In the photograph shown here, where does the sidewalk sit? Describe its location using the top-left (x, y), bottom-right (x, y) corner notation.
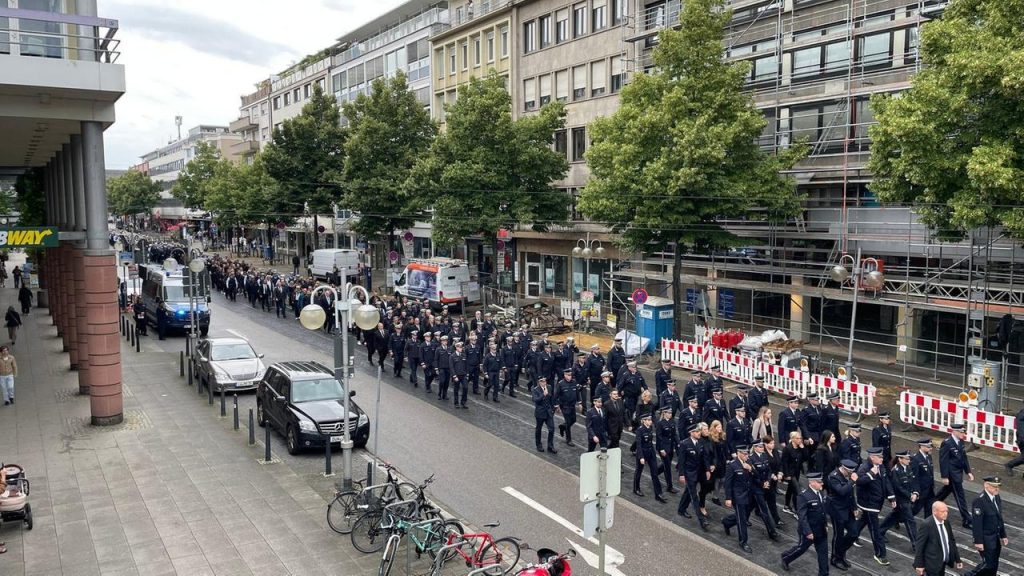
top-left (0, 288), bottom-right (378, 575)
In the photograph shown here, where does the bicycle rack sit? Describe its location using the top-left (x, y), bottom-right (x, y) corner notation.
top-left (466, 565), bottom-right (505, 576)
top-left (429, 538), bottom-right (471, 576)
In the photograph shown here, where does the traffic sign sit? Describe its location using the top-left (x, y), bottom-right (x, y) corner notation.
top-left (631, 288), bottom-right (648, 305)
top-left (583, 498), bottom-right (615, 538)
top-left (580, 448), bottom-right (621, 502)
top-left (388, 250), bottom-right (399, 264)
top-left (118, 251), bottom-right (134, 265)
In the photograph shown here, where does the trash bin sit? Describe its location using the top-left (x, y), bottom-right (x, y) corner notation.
top-left (636, 295), bottom-right (674, 353)
top-left (36, 289), bottom-right (48, 309)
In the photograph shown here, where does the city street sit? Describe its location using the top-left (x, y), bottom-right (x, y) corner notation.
top-left (191, 290), bottom-right (1024, 576)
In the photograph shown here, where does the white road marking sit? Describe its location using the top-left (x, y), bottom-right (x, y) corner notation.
top-left (502, 486), bottom-right (625, 566)
top-left (567, 537), bottom-right (628, 576)
top-left (226, 328), bottom-right (248, 339)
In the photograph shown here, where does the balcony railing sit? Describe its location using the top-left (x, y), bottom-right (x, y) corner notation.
top-left (230, 140), bottom-right (259, 156)
top-left (0, 7), bottom-right (120, 63)
top-left (451, 0), bottom-right (514, 26)
top-left (229, 116), bottom-right (258, 133)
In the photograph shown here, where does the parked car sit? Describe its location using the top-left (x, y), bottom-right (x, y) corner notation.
top-left (256, 361), bottom-right (370, 454)
top-left (193, 337), bottom-right (266, 392)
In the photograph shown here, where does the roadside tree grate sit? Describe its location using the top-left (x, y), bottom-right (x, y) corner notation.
top-left (64, 410), bottom-right (152, 436)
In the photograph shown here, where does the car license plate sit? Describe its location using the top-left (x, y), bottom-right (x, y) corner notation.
top-left (330, 435), bottom-right (343, 443)
top-left (235, 381), bottom-right (249, 388)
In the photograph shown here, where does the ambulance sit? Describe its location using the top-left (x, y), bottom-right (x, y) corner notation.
top-left (393, 258), bottom-right (480, 310)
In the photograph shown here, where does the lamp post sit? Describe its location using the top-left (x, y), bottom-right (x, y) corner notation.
top-left (299, 283), bottom-right (379, 489)
top-left (829, 246), bottom-right (884, 379)
top-left (572, 233), bottom-right (605, 332)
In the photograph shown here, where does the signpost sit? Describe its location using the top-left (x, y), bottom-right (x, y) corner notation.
top-left (580, 447), bottom-right (621, 575)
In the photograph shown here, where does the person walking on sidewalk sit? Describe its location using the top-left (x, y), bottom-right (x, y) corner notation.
top-left (1005, 407), bottom-right (1024, 477)
top-left (17, 284), bottom-right (32, 314)
top-left (0, 346), bottom-right (17, 405)
top-left (936, 423), bottom-right (974, 529)
top-left (11, 266), bottom-right (21, 289)
top-left (4, 306), bottom-right (21, 345)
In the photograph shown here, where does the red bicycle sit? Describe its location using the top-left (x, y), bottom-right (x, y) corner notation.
top-left (441, 521), bottom-right (522, 575)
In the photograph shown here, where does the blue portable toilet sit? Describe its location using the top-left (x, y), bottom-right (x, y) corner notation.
top-left (636, 295), bottom-right (674, 353)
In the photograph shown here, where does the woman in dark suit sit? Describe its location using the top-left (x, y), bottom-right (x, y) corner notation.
top-left (811, 429), bottom-right (839, 477)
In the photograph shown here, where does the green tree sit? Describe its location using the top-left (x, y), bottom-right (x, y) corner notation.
top-left (578, 0), bottom-right (805, 335)
top-left (262, 85), bottom-right (346, 243)
top-left (205, 156), bottom-right (280, 229)
top-left (172, 141), bottom-right (223, 208)
top-left (12, 168), bottom-right (43, 226)
top-left (868, 0), bottom-right (1024, 241)
top-left (342, 72), bottom-right (436, 251)
top-left (409, 71), bottom-right (569, 248)
top-left (107, 170), bottom-right (161, 217)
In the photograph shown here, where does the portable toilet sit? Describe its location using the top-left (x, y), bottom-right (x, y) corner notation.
top-left (636, 295), bottom-right (674, 353)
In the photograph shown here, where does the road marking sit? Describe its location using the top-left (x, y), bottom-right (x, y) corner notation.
top-left (501, 486), bottom-right (624, 566)
top-left (226, 328), bottom-right (248, 339)
top-left (567, 537), bottom-right (628, 576)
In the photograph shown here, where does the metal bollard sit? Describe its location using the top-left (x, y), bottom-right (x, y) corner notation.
top-left (121, 315), bottom-right (125, 336)
top-left (219, 388), bottom-right (226, 417)
top-left (264, 425), bottom-right (272, 462)
top-left (129, 326), bottom-right (135, 348)
top-left (366, 461), bottom-right (374, 486)
top-left (208, 378), bottom-right (214, 405)
top-left (180, 351), bottom-right (185, 377)
top-left (233, 395), bottom-right (239, 430)
top-left (185, 336), bottom-right (191, 357)
top-left (324, 437), bottom-right (332, 476)
top-left (248, 409), bottom-right (255, 445)
top-left (188, 358), bottom-right (194, 386)
top-left (135, 327), bottom-right (140, 353)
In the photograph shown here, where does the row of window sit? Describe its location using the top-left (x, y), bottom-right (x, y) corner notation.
top-left (522, 0), bottom-right (627, 54)
top-left (522, 57), bottom-right (624, 111)
top-left (758, 98), bottom-right (876, 153)
top-left (522, 251), bottom-right (614, 299)
top-left (272, 77), bottom-right (327, 110)
top-left (553, 126), bottom-right (588, 163)
top-left (439, 26), bottom-right (510, 78)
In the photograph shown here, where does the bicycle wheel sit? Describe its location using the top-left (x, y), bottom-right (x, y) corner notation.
top-left (432, 519), bottom-right (466, 561)
top-left (396, 482), bottom-right (417, 501)
top-left (327, 490), bottom-right (360, 535)
top-left (378, 534), bottom-right (400, 576)
top-left (351, 510), bottom-right (387, 554)
top-left (478, 537), bottom-right (521, 575)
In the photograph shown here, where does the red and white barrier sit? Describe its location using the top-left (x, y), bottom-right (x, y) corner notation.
top-left (661, 339), bottom-right (709, 372)
top-left (760, 362), bottom-right (809, 400)
top-left (811, 374), bottom-right (876, 417)
top-left (897, 391), bottom-right (1019, 454)
top-left (968, 408), bottom-right (1020, 453)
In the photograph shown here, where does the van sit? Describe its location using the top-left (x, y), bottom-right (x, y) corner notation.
top-left (308, 249), bottom-right (360, 281)
top-left (139, 264), bottom-right (211, 336)
top-left (393, 258), bottom-right (479, 309)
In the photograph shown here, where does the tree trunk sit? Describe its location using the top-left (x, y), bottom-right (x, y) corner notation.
top-left (673, 241), bottom-right (683, 338)
top-left (313, 214), bottom-right (319, 250)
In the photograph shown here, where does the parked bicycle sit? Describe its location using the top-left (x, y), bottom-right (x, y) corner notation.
top-left (438, 521), bottom-right (521, 575)
top-left (351, 474), bottom-right (445, 554)
top-left (377, 511), bottom-right (463, 576)
top-left (328, 462), bottom-right (415, 535)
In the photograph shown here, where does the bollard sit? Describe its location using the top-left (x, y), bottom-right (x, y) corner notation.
top-left (219, 387), bottom-right (226, 417)
top-left (185, 336), bottom-right (191, 357)
top-left (233, 395), bottom-right (239, 430)
top-left (180, 351), bottom-right (185, 377)
top-left (135, 327), bottom-right (141, 353)
top-left (188, 358), bottom-right (194, 387)
top-left (129, 326), bottom-right (135, 348)
top-left (208, 378), bottom-right (214, 405)
top-left (249, 409), bottom-right (255, 445)
top-left (264, 424), bottom-right (272, 462)
top-left (324, 437), bottom-right (333, 476)
top-left (366, 461), bottom-right (374, 486)
top-left (121, 315), bottom-right (125, 336)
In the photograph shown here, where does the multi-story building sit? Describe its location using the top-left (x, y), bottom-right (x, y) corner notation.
top-left (269, 55), bottom-right (332, 130)
top-left (229, 80), bottom-right (272, 162)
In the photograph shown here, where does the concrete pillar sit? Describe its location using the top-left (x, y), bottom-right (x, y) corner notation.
top-left (72, 135), bottom-right (86, 233)
top-left (789, 275), bottom-right (812, 341)
top-left (63, 144), bottom-right (75, 231)
top-left (62, 144), bottom-right (80, 370)
top-left (896, 306), bottom-right (919, 364)
top-left (74, 247), bottom-right (90, 392)
top-left (82, 121), bottom-right (122, 426)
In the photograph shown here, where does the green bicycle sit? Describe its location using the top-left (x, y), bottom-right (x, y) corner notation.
top-left (377, 514), bottom-right (464, 576)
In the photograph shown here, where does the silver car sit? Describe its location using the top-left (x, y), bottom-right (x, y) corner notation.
top-left (193, 337), bottom-right (266, 392)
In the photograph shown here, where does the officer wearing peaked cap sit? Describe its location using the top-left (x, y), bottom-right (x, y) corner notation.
top-left (655, 407), bottom-right (679, 493)
top-left (555, 368), bottom-right (580, 446)
top-left (658, 380), bottom-right (681, 420)
top-left (965, 476), bottom-right (1008, 576)
top-left (778, 396), bottom-right (802, 445)
top-left (781, 472), bottom-right (830, 576)
top-left (838, 423), bottom-right (863, 468)
top-left (880, 450), bottom-right (919, 548)
top-left (849, 447), bottom-right (896, 566)
top-left (677, 422), bottom-right (709, 531)
top-left (827, 459), bottom-right (857, 571)
top-left (722, 445), bottom-right (755, 553)
top-left (633, 412), bottom-right (665, 502)
top-left (912, 438), bottom-right (937, 517)
top-left (873, 411), bottom-right (893, 467)
top-left (655, 358), bottom-right (673, 396)
top-left (822, 390), bottom-right (841, 439)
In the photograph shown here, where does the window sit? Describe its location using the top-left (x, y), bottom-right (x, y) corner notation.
top-left (788, 102), bottom-right (847, 152)
top-left (260, 103), bottom-right (267, 116)
top-left (555, 69), bottom-right (569, 102)
top-left (501, 26), bottom-right (509, 56)
top-left (572, 65), bottom-right (587, 99)
top-left (487, 31), bottom-right (495, 62)
top-left (852, 97), bottom-right (875, 151)
top-left (332, 72), bottom-right (344, 94)
top-left (792, 47), bottom-right (819, 78)
top-left (292, 88), bottom-right (300, 103)
top-left (461, 42), bottom-right (468, 69)
top-left (573, 3), bottom-right (587, 37)
top-left (571, 127), bottom-right (586, 161)
top-left (593, 0), bottom-right (607, 31)
top-left (261, 127), bottom-right (269, 141)
top-left (792, 39), bottom-right (852, 79)
top-left (825, 41), bottom-right (850, 72)
top-left (554, 129), bottom-right (568, 158)
top-left (543, 255), bottom-right (568, 296)
top-left (474, 37), bottom-right (481, 66)
top-left (540, 15), bottom-right (552, 48)
top-left (524, 78), bottom-right (537, 110)
top-left (450, 48), bottom-right (456, 75)
top-left (905, 27), bottom-right (919, 64)
top-left (524, 21), bottom-right (537, 53)
top-left (304, 83), bottom-right (311, 98)
top-left (273, 96), bottom-right (281, 110)
top-left (283, 92), bottom-right (290, 106)
top-left (556, 9), bottom-right (569, 43)
top-left (590, 60), bottom-right (607, 96)
top-left (610, 57), bottom-right (624, 92)
top-left (612, 0), bottom-right (627, 25)
top-left (753, 55), bottom-right (778, 81)
top-left (859, 32), bottom-right (891, 67)
top-left (317, 78), bottom-right (325, 92)
top-left (539, 75), bottom-right (552, 106)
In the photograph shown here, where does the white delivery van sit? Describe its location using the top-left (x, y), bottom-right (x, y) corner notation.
top-left (394, 258), bottom-right (480, 309)
top-left (308, 249), bottom-right (360, 281)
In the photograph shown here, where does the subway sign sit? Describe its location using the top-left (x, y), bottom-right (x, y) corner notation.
top-left (0, 227), bottom-right (59, 248)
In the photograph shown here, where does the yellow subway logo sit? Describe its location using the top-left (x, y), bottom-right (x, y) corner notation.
top-left (0, 228), bottom-right (59, 248)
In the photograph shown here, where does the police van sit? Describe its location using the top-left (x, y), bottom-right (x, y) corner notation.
top-left (393, 258), bottom-right (479, 310)
top-left (139, 264), bottom-right (211, 336)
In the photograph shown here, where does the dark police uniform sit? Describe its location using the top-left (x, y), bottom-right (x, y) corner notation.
top-left (419, 337), bottom-right (436, 392)
top-left (607, 344), bottom-right (626, 379)
top-left (749, 447), bottom-right (780, 540)
top-left (851, 455), bottom-right (895, 562)
top-left (748, 380), bottom-right (769, 416)
top-left (827, 465), bottom-right (857, 568)
top-left (389, 330), bottom-right (406, 378)
top-left (821, 396), bottom-right (841, 439)
top-left (449, 346), bottom-right (468, 407)
top-left (654, 363), bottom-right (673, 396)
top-left (436, 343), bottom-right (453, 400)
top-left (801, 399), bottom-right (825, 446)
top-left (838, 430), bottom-right (863, 467)
top-left (483, 349), bottom-right (503, 401)
top-left (778, 404), bottom-right (801, 444)
top-left (532, 382), bottom-right (557, 452)
top-left (554, 374), bottom-right (580, 445)
top-left (617, 369), bottom-right (646, 425)
top-left (781, 477), bottom-right (830, 576)
top-left (702, 396), bottom-right (728, 426)
top-left (465, 339), bottom-right (482, 394)
top-left (633, 417), bottom-right (663, 500)
top-left (585, 351), bottom-right (606, 398)
top-left (501, 342), bottom-right (520, 396)
top-left (879, 456), bottom-right (919, 546)
top-left (912, 443), bottom-right (937, 517)
top-left (722, 450), bottom-right (755, 551)
top-left (585, 403), bottom-right (608, 452)
top-left (937, 431), bottom-right (973, 528)
top-left (726, 415), bottom-right (752, 457)
top-left (655, 412), bottom-right (678, 491)
top-left (658, 387), bottom-right (682, 420)
top-left (967, 484), bottom-right (1006, 576)
top-left (683, 375), bottom-right (708, 408)
top-left (676, 431), bottom-right (708, 528)
top-left (405, 333), bottom-right (421, 386)
top-left (872, 420), bottom-right (893, 466)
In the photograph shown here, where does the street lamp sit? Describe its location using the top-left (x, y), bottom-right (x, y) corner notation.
top-left (830, 247), bottom-right (884, 380)
top-left (572, 233), bottom-right (605, 332)
top-left (300, 283), bottom-right (379, 489)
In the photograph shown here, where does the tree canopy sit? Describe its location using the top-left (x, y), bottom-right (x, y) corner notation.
top-left (408, 71), bottom-right (569, 247)
top-left (172, 141), bottom-right (222, 209)
top-left (342, 72), bottom-right (436, 247)
top-left (578, 0), bottom-right (805, 333)
top-left (867, 0), bottom-right (1024, 241)
top-left (107, 170), bottom-right (161, 216)
top-left (202, 156), bottom-right (279, 229)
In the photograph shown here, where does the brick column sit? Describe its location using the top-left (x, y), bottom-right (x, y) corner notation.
top-left (85, 250), bottom-right (122, 425)
top-left (64, 245), bottom-right (80, 369)
top-left (74, 247), bottom-right (91, 393)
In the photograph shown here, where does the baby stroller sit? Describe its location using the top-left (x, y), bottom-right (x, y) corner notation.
top-left (0, 463), bottom-right (32, 531)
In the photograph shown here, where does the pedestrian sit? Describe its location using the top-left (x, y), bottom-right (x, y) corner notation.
top-left (725, 405), bottom-right (752, 458)
top-left (483, 342), bottom-right (502, 402)
top-left (633, 413), bottom-right (665, 502)
top-left (873, 411), bottom-right (893, 466)
top-left (964, 476), bottom-right (1008, 576)
top-left (722, 445), bottom-right (754, 553)
top-left (752, 406), bottom-right (774, 442)
top-left (704, 420), bottom-right (728, 508)
top-left (533, 377), bottom-right (557, 454)
top-left (436, 335), bottom-right (452, 401)
top-left (778, 396), bottom-right (802, 445)
top-left (11, 266), bottom-right (21, 289)
top-left (291, 254), bottom-right (300, 275)
top-left (880, 450), bottom-right (920, 548)
top-left (17, 284), bottom-right (32, 315)
top-left (585, 396), bottom-right (608, 452)
top-left (658, 379), bottom-right (681, 420)
top-left (851, 447), bottom-right (896, 566)
top-left (406, 330), bottom-right (421, 387)
top-left (419, 332), bottom-right (436, 393)
top-left (782, 431), bottom-right (806, 517)
top-left (132, 296), bottom-right (147, 336)
top-left (4, 306), bottom-right (21, 345)
top-left (0, 266), bottom-right (8, 288)
top-left (155, 297), bottom-right (168, 340)
top-left (936, 423), bottom-right (974, 528)
top-left (913, 501), bottom-right (963, 576)
top-left (912, 438), bottom-right (937, 517)
top-left (827, 459), bottom-right (857, 571)
top-left (655, 407), bottom-right (678, 492)
top-left (676, 422), bottom-right (709, 531)
top-left (0, 346), bottom-right (16, 405)
top-left (780, 472), bottom-right (830, 575)
top-left (837, 423), bottom-right (863, 467)
top-left (449, 341), bottom-right (468, 409)
top-left (749, 440), bottom-right (781, 541)
top-left (1004, 407), bottom-right (1024, 476)
top-left (654, 358), bottom-right (673, 396)
top-left (811, 430), bottom-right (838, 478)
top-left (606, 389), bottom-right (625, 451)
top-left (555, 368), bottom-right (579, 446)
top-left (389, 326), bottom-right (406, 378)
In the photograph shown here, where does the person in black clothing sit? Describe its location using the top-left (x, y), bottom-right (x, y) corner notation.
top-left (532, 377), bottom-right (557, 454)
top-left (605, 389), bottom-right (626, 451)
top-left (132, 296), bottom-right (147, 336)
top-left (4, 306), bottom-right (21, 345)
top-left (389, 326), bottom-right (406, 378)
top-left (17, 285), bottom-right (32, 315)
top-left (812, 430), bottom-right (839, 478)
top-left (155, 297), bottom-right (168, 340)
top-left (585, 344), bottom-right (606, 399)
top-left (372, 323), bottom-right (388, 368)
top-left (1004, 408), bottom-right (1024, 476)
top-left (585, 396), bottom-right (608, 452)
top-left (406, 331), bottom-right (421, 386)
top-left (782, 431), bottom-right (806, 517)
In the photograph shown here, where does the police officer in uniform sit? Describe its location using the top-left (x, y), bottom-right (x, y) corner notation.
top-left (585, 344), bottom-right (606, 399)
top-left (555, 368), bottom-right (580, 446)
top-left (683, 371), bottom-right (708, 407)
top-left (655, 407), bottom-right (678, 493)
top-left (405, 330), bottom-right (421, 387)
top-left (722, 445), bottom-right (755, 553)
top-left (822, 391), bottom-right (841, 439)
top-left (524, 340), bottom-right (540, 391)
top-left (677, 423), bottom-right (709, 531)
top-left (617, 361), bottom-right (646, 426)
top-left (466, 334), bottom-right (482, 395)
top-left (572, 352), bottom-right (589, 407)
top-left (633, 413), bottom-right (666, 502)
top-left (702, 387), bottom-right (728, 426)
top-left (483, 342), bottom-right (503, 401)
top-left (801, 392), bottom-right (825, 455)
top-left (677, 397), bottom-right (702, 439)
top-left (749, 440), bottom-right (781, 541)
top-left (726, 405), bottom-right (752, 458)
top-left (838, 423), bottom-right (863, 467)
top-left (449, 341), bottom-right (469, 409)
top-left (937, 423), bottom-right (974, 528)
top-left (501, 336), bottom-right (519, 397)
top-left (585, 396), bottom-right (608, 452)
top-left (654, 358), bottom-right (673, 396)
top-left (965, 476), bottom-right (1008, 576)
top-left (880, 450), bottom-right (919, 548)
top-left (729, 385), bottom-right (752, 420)
top-left (532, 377), bottom-right (557, 454)
top-left (389, 326), bottom-right (406, 378)
top-left (419, 332), bottom-right (436, 393)
top-left (781, 472), bottom-right (830, 575)
top-left (594, 371), bottom-right (614, 405)
top-left (827, 460), bottom-right (857, 571)
top-left (608, 337), bottom-right (626, 378)
top-left (748, 375), bottom-right (769, 417)
top-left (912, 438), bottom-right (937, 517)
top-left (778, 396), bottom-right (802, 443)
top-left (436, 335), bottom-right (453, 401)
top-left (852, 447), bottom-right (896, 566)
top-left (872, 411), bottom-right (893, 467)
top-left (658, 380), bottom-right (681, 419)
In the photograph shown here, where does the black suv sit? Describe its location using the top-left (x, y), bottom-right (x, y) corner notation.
top-left (256, 361), bottom-right (370, 455)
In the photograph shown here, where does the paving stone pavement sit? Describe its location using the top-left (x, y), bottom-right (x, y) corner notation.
top-left (0, 287), bottom-right (380, 576)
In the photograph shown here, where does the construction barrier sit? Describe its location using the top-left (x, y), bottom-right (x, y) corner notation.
top-left (661, 339), bottom-right (709, 372)
top-left (811, 374), bottom-right (876, 418)
top-left (897, 390), bottom-right (1019, 455)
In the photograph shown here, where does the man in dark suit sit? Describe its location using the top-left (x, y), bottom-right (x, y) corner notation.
top-left (585, 396), bottom-right (608, 452)
top-left (780, 472), bottom-right (830, 574)
top-left (965, 477), bottom-right (1008, 576)
top-left (605, 389), bottom-right (626, 453)
top-left (532, 378), bottom-right (557, 454)
top-left (914, 501), bottom-right (963, 576)
top-left (372, 323), bottom-right (389, 367)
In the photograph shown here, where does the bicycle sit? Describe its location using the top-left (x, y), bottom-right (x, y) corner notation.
top-left (438, 521), bottom-right (522, 575)
top-left (377, 512), bottom-right (464, 576)
top-left (351, 474), bottom-right (444, 554)
top-left (328, 463), bottom-right (415, 535)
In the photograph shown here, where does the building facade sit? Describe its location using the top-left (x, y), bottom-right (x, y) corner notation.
top-left (229, 80), bottom-right (272, 162)
top-left (269, 56), bottom-right (331, 131)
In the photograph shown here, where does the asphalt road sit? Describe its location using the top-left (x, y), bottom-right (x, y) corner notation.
top-left (147, 293), bottom-right (1024, 576)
